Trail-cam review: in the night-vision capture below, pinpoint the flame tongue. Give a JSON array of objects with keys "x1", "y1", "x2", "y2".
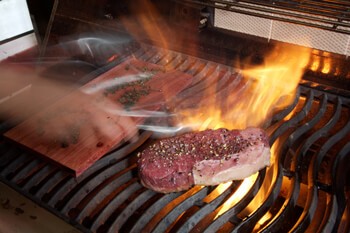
[
  {"x1": 175, "y1": 45, "x2": 311, "y2": 131},
  {"x1": 114, "y1": 0, "x2": 311, "y2": 132}
]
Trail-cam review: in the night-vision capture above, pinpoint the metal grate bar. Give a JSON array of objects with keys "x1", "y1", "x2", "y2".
[
  {"x1": 10, "y1": 159, "x2": 45, "y2": 185},
  {"x1": 90, "y1": 181, "x2": 142, "y2": 232},
  {"x1": 35, "y1": 170, "x2": 69, "y2": 200},
  {"x1": 204, "y1": 170, "x2": 266, "y2": 232},
  {"x1": 166, "y1": 55, "x2": 189, "y2": 70},
  {"x1": 174, "y1": 184, "x2": 232, "y2": 232},
  {"x1": 129, "y1": 192, "x2": 182, "y2": 233},
  {"x1": 107, "y1": 189, "x2": 157, "y2": 233},
  {"x1": 270, "y1": 90, "x2": 314, "y2": 144},
  {"x1": 330, "y1": 142, "x2": 350, "y2": 230},
  {"x1": 271, "y1": 88, "x2": 301, "y2": 124},
  {"x1": 300, "y1": 116, "x2": 350, "y2": 230},
  {"x1": 174, "y1": 56, "x2": 198, "y2": 73},
  {"x1": 75, "y1": 168, "x2": 135, "y2": 222},
  {"x1": 21, "y1": 164, "x2": 57, "y2": 191},
  {"x1": 297, "y1": 97, "x2": 343, "y2": 161},
  {"x1": 262, "y1": 90, "x2": 325, "y2": 231},
  {"x1": 60, "y1": 159, "x2": 132, "y2": 215},
  {"x1": 174, "y1": 66, "x2": 233, "y2": 108},
  {"x1": 0, "y1": 145, "x2": 21, "y2": 168},
  {"x1": 231, "y1": 164, "x2": 282, "y2": 232},
  {"x1": 151, "y1": 187, "x2": 209, "y2": 233},
  {"x1": 157, "y1": 52, "x2": 181, "y2": 67},
  {"x1": 0, "y1": 153, "x2": 31, "y2": 178}
]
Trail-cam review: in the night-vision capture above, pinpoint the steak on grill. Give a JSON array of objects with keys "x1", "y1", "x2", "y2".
[{"x1": 138, "y1": 127, "x2": 271, "y2": 193}]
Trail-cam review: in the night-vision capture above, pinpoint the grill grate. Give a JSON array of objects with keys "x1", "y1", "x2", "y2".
[{"x1": 0, "y1": 44, "x2": 350, "y2": 232}]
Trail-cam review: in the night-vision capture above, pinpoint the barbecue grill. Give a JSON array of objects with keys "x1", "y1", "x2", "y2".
[{"x1": 1, "y1": 0, "x2": 350, "y2": 232}]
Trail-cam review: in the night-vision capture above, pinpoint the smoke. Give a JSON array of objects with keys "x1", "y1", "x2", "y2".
[
  {"x1": 0, "y1": 45, "x2": 185, "y2": 141},
  {"x1": 0, "y1": 33, "x2": 310, "y2": 146}
]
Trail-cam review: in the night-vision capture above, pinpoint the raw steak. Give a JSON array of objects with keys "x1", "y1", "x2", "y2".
[{"x1": 138, "y1": 127, "x2": 270, "y2": 193}]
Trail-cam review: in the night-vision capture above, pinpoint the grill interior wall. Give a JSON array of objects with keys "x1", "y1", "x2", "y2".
[
  {"x1": 30, "y1": 0, "x2": 350, "y2": 92},
  {"x1": 196, "y1": 0, "x2": 350, "y2": 56},
  {"x1": 214, "y1": 7, "x2": 350, "y2": 56}
]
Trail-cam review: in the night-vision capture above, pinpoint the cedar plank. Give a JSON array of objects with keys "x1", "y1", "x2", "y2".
[{"x1": 4, "y1": 58, "x2": 193, "y2": 176}]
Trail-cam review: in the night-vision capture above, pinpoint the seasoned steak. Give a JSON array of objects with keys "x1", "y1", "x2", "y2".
[{"x1": 137, "y1": 127, "x2": 271, "y2": 193}]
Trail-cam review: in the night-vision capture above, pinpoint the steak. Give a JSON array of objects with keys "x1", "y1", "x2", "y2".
[{"x1": 138, "y1": 127, "x2": 271, "y2": 193}]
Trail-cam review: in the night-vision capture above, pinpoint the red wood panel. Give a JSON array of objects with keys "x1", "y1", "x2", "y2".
[{"x1": 4, "y1": 58, "x2": 193, "y2": 176}]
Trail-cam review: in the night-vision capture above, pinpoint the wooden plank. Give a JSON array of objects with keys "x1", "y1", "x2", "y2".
[{"x1": 4, "y1": 58, "x2": 193, "y2": 176}]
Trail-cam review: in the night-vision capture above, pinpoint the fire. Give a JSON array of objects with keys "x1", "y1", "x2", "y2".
[
  {"x1": 176, "y1": 45, "x2": 311, "y2": 131},
  {"x1": 171, "y1": 45, "x2": 309, "y2": 222},
  {"x1": 120, "y1": 0, "x2": 170, "y2": 54},
  {"x1": 255, "y1": 211, "x2": 273, "y2": 229},
  {"x1": 214, "y1": 173, "x2": 258, "y2": 219},
  {"x1": 112, "y1": 3, "x2": 310, "y2": 220},
  {"x1": 212, "y1": 111, "x2": 284, "y2": 221},
  {"x1": 310, "y1": 56, "x2": 320, "y2": 72},
  {"x1": 116, "y1": 1, "x2": 311, "y2": 131},
  {"x1": 321, "y1": 57, "x2": 331, "y2": 74}
]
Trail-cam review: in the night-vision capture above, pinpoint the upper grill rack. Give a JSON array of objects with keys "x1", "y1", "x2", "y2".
[
  {"x1": 0, "y1": 43, "x2": 349, "y2": 232},
  {"x1": 181, "y1": 0, "x2": 350, "y2": 35}
]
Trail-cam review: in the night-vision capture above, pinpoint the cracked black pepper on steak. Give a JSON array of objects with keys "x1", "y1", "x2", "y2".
[{"x1": 137, "y1": 127, "x2": 271, "y2": 193}]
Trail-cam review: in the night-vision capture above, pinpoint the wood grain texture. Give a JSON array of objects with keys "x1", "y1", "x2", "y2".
[{"x1": 4, "y1": 58, "x2": 193, "y2": 176}]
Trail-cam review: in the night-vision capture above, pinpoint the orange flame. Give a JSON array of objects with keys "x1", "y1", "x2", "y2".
[
  {"x1": 321, "y1": 57, "x2": 331, "y2": 74},
  {"x1": 118, "y1": 5, "x2": 311, "y2": 217},
  {"x1": 177, "y1": 45, "x2": 311, "y2": 131},
  {"x1": 212, "y1": 123, "x2": 283, "y2": 220},
  {"x1": 118, "y1": 2, "x2": 311, "y2": 132},
  {"x1": 120, "y1": 0, "x2": 170, "y2": 52},
  {"x1": 310, "y1": 56, "x2": 320, "y2": 72},
  {"x1": 214, "y1": 173, "x2": 258, "y2": 219}
]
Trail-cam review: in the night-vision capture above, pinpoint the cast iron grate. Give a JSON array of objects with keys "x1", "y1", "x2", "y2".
[{"x1": 0, "y1": 44, "x2": 349, "y2": 233}]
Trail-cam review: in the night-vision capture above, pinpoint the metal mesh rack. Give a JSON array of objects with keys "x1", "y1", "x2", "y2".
[{"x1": 181, "y1": 0, "x2": 350, "y2": 35}]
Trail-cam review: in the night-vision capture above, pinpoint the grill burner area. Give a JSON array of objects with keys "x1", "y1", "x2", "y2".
[{"x1": 0, "y1": 44, "x2": 350, "y2": 233}]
